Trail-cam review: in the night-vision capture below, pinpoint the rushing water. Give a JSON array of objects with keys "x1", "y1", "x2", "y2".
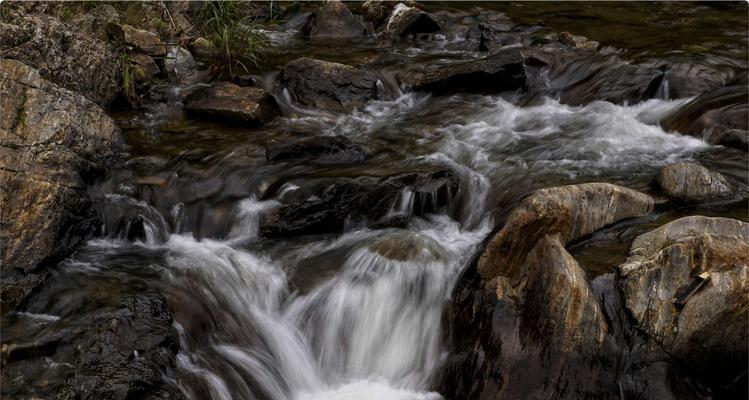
[{"x1": 4, "y1": 3, "x2": 748, "y2": 399}]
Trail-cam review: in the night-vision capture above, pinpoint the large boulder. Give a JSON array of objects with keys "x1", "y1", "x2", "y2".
[
  {"x1": 303, "y1": 0, "x2": 368, "y2": 38},
  {"x1": 619, "y1": 216, "x2": 749, "y2": 396},
  {"x1": 183, "y1": 82, "x2": 281, "y2": 125},
  {"x1": 655, "y1": 162, "x2": 736, "y2": 202},
  {"x1": 261, "y1": 168, "x2": 459, "y2": 237},
  {"x1": 280, "y1": 57, "x2": 390, "y2": 112},
  {"x1": 478, "y1": 183, "x2": 655, "y2": 280},
  {"x1": 661, "y1": 85, "x2": 748, "y2": 150},
  {"x1": 0, "y1": 11, "x2": 121, "y2": 107},
  {"x1": 397, "y1": 48, "x2": 526, "y2": 95},
  {"x1": 0, "y1": 59, "x2": 120, "y2": 308},
  {"x1": 384, "y1": 3, "x2": 441, "y2": 38},
  {"x1": 266, "y1": 135, "x2": 367, "y2": 164}
]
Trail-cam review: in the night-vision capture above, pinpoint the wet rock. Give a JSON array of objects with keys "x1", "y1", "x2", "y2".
[
  {"x1": 619, "y1": 216, "x2": 749, "y2": 396},
  {"x1": 477, "y1": 22, "x2": 521, "y2": 53},
  {"x1": 0, "y1": 60, "x2": 120, "y2": 308},
  {"x1": 183, "y1": 82, "x2": 281, "y2": 125},
  {"x1": 303, "y1": 0, "x2": 368, "y2": 38},
  {"x1": 360, "y1": 0, "x2": 390, "y2": 28},
  {"x1": 280, "y1": 57, "x2": 389, "y2": 112},
  {"x1": 661, "y1": 85, "x2": 748, "y2": 150},
  {"x1": 261, "y1": 168, "x2": 459, "y2": 237},
  {"x1": 384, "y1": 3, "x2": 441, "y2": 38},
  {"x1": 398, "y1": 48, "x2": 526, "y2": 95},
  {"x1": 660, "y1": 61, "x2": 736, "y2": 99},
  {"x1": 0, "y1": 11, "x2": 121, "y2": 107},
  {"x1": 106, "y1": 22, "x2": 167, "y2": 57},
  {"x1": 266, "y1": 136, "x2": 367, "y2": 164},
  {"x1": 558, "y1": 31, "x2": 599, "y2": 51},
  {"x1": 478, "y1": 183, "x2": 654, "y2": 280},
  {"x1": 655, "y1": 162, "x2": 735, "y2": 202},
  {"x1": 368, "y1": 231, "x2": 447, "y2": 262},
  {"x1": 1, "y1": 293, "x2": 181, "y2": 400},
  {"x1": 232, "y1": 74, "x2": 260, "y2": 87}
]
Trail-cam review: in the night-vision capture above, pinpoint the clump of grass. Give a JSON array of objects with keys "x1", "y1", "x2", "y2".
[
  {"x1": 119, "y1": 50, "x2": 135, "y2": 98},
  {"x1": 200, "y1": 1, "x2": 268, "y2": 77}
]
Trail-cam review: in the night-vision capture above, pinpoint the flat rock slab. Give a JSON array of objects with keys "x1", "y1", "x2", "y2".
[{"x1": 183, "y1": 82, "x2": 281, "y2": 125}]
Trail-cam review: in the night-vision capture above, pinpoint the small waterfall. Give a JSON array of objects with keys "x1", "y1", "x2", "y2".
[
  {"x1": 100, "y1": 194, "x2": 170, "y2": 244},
  {"x1": 227, "y1": 197, "x2": 280, "y2": 241}
]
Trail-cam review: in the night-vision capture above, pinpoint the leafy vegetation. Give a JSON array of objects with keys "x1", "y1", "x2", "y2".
[
  {"x1": 199, "y1": 1, "x2": 268, "y2": 77},
  {"x1": 119, "y1": 50, "x2": 135, "y2": 98}
]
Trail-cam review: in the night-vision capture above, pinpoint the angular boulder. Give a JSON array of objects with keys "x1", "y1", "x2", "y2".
[
  {"x1": 0, "y1": 11, "x2": 121, "y2": 107},
  {"x1": 106, "y1": 22, "x2": 167, "y2": 57},
  {"x1": 0, "y1": 59, "x2": 120, "y2": 308},
  {"x1": 619, "y1": 216, "x2": 749, "y2": 395},
  {"x1": 655, "y1": 162, "x2": 735, "y2": 202},
  {"x1": 397, "y1": 48, "x2": 526, "y2": 95},
  {"x1": 384, "y1": 3, "x2": 441, "y2": 38},
  {"x1": 183, "y1": 82, "x2": 281, "y2": 125},
  {"x1": 303, "y1": 0, "x2": 368, "y2": 38},
  {"x1": 280, "y1": 57, "x2": 389, "y2": 112},
  {"x1": 478, "y1": 182, "x2": 655, "y2": 280},
  {"x1": 266, "y1": 135, "x2": 367, "y2": 164}
]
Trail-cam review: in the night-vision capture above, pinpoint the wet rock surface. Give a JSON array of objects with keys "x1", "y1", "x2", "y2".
[
  {"x1": 303, "y1": 0, "x2": 369, "y2": 39},
  {"x1": 384, "y1": 4, "x2": 441, "y2": 38},
  {"x1": 266, "y1": 135, "x2": 367, "y2": 164},
  {"x1": 183, "y1": 82, "x2": 281, "y2": 125},
  {"x1": 280, "y1": 57, "x2": 389, "y2": 112},
  {"x1": 1, "y1": 292, "x2": 180, "y2": 400},
  {"x1": 0, "y1": 10, "x2": 121, "y2": 107},
  {"x1": 0, "y1": 59, "x2": 120, "y2": 308},
  {"x1": 655, "y1": 162, "x2": 736, "y2": 202}
]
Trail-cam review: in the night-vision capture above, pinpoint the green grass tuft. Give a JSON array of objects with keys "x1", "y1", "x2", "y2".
[{"x1": 200, "y1": 1, "x2": 268, "y2": 77}]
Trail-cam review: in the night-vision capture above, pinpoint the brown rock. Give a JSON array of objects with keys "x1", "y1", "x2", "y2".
[
  {"x1": 384, "y1": 3, "x2": 441, "y2": 38},
  {"x1": 0, "y1": 59, "x2": 120, "y2": 307},
  {"x1": 304, "y1": 0, "x2": 368, "y2": 38},
  {"x1": 106, "y1": 22, "x2": 166, "y2": 56},
  {"x1": 655, "y1": 162, "x2": 735, "y2": 202},
  {"x1": 130, "y1": 52, "x2": 160, "y2": 82},
  {"x1": 478, "y1": 182, "x2": 655, "y2": 281},
  {"x1": 183, "y1": 82, "x2": 281, "y2": 125}
]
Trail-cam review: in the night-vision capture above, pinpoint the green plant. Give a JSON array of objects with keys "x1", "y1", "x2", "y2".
[
  {"x1": 119, "y1": 51, "x2": 135, "y2": 98},
  {"x1": 200, "y1": 1, "x2": 267, "y2": 77}
]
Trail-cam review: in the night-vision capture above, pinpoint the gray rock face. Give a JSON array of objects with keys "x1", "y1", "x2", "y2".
[
  {"x1": 304, "y1": 0, "x2": 368, "y2": 38},
  {"x1": 384, "y1": 4, "x2": 441, "y2": 38},
  {"x1": 0, "y1": 11, "x2": 121, "y2": 107},
  {"x1": 619, "y1": 216, "x2": 749, "y2": 392},
  {"x1": 0, "y1": 59, "x2": 120, "y2": 308},
  {"x1": 397, "y1": 48, "x2": 526, "y2": 95},
  {"x1": 478, "y1": 182, "x2": 655, "y2": 280},
  {"x1": 183, "y1": 82, "x2": 281, "y2": 125},
  {"x1": 280, "y1": 57, "x2": 388, "y2": 112},
  {"x1": 655, "y1": 162, "x2": 735, "y2": 202}
]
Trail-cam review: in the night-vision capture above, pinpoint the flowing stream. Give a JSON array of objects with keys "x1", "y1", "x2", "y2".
[{"x1": 4, "y1": 3, "x2": 748, "y2": 399}]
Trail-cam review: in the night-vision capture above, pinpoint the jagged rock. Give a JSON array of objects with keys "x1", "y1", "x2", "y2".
[
  {"x1": 280, "y1": 57, "x2": 390, "y2": 112},
  {"x1": 477, "y1": 22, "x2": 521, "y2": 53},
  {"x1": 478, "y1": 182, "x2": 654, "y2": 280},
  {"x1": 164, "y1": 46, "x2": 202, "y2": 86},
  {"x1": 106, "y1": 22, "x2": 167, "y2": 56},
  {"x1": 1, "y1": 293, "x2": 181, "y2": 400},
  {"x1": 384, "y1": 3, "x2": 441, "y2": 38},
  {"x1": 398, "y1": 48, "x2": 526, "y2": 95},
  {"x1": 261, "y1": 168, "x2": 459, "y2": 237},
  {"x1": 0, "y1": 59, "x2": 120, "y2": 308},
  {"x1": 360, "y1": 0, "x2": 390, "y2": 28},
  {"x1": 0, "y1": 11, "x2": 121, "y2": 106},
  {"x1": 130, "y1": 52, "x2": 160, "y2": 82},
  {"x1": 619, "y1": 216, "x2": 749, "y2": 395},
  {"x1": 303, "y1": 0, "x2": 368, "y2": 38},
  {"x1": 68, "y1": 4, "x2": 122, "y2": 41},
  {"x1": 183, "y1": 82, "x2": 281, "y2": 125},
  {"x1": 655, "y1": 162, "x2": 735, "y2": 202},
  {"x1": 661, "y1": 85, "x2": 748, "y2": 150},
  {"x1": 266, "y1": 136, "x2": 367, "y2": 164}
]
